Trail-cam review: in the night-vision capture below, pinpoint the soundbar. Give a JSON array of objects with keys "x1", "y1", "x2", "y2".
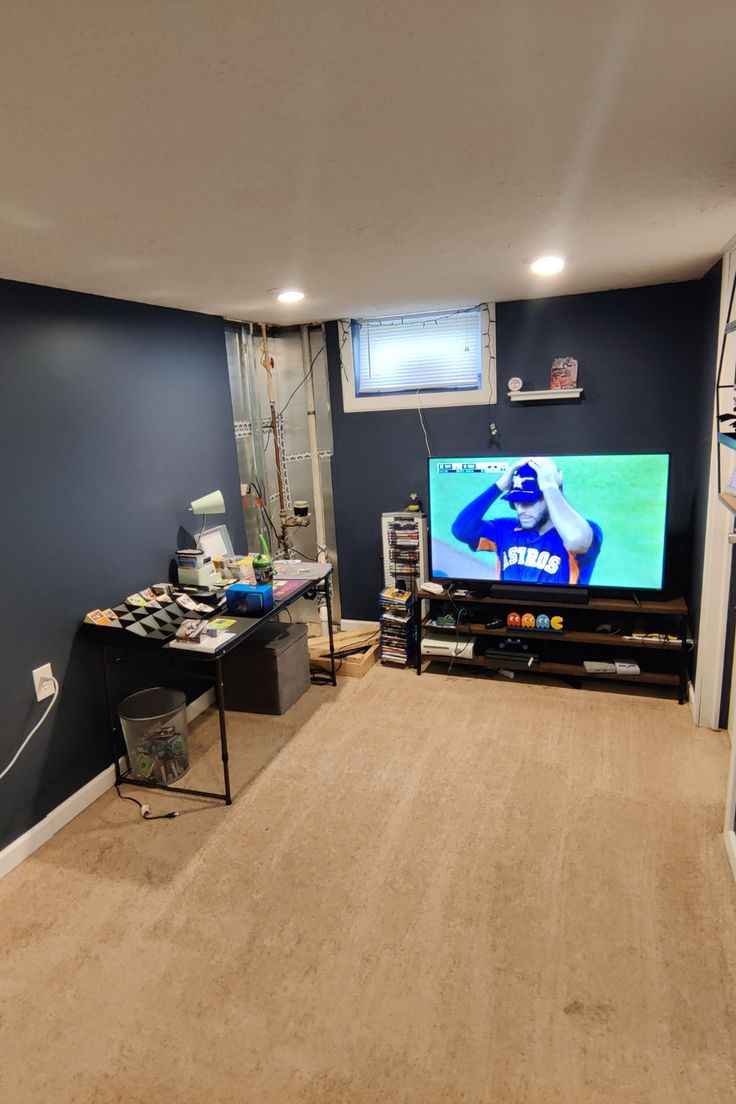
[{"x1": 490, "y1": 585, "x2": 589, "y2": 605}]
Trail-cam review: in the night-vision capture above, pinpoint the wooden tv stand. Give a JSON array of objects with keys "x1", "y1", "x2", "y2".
[{"x1": 415, "y1": 590, "x2": 689, "y2": 703}]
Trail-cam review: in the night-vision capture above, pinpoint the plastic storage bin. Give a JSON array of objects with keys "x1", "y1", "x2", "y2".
[
  {"x1": 226, "y1": 582, "x2": 274, "y2": 615},
  {"x1": 222, "y1": 622, "x2": 310, "y2": 714},
  {"x1": 117, "y1": 687, "x2": 189, "y2": 784}
]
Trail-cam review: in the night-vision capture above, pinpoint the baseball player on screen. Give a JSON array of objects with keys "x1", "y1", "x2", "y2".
[{"x1": 451, "y1": 457, "x2": 603, "y2": 585}]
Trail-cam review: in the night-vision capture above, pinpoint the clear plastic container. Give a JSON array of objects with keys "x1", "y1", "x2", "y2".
[{"x1": 117, "y1": 687, "x2": 189, "y2": 784}]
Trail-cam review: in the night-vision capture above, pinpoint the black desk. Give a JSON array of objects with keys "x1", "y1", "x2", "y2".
[{"x1": 95, "y1": 567, "x2": 335, "y2": 805}]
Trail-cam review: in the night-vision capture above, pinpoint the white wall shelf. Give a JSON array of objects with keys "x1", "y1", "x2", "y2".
[{"x1": 507, "y1": 387, "x2": 583, "y2": 403}]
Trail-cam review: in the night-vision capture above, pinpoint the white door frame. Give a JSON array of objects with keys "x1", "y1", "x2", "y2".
[
  {"x1": 694, "y1": 238, "x2": 736, "y2": 881},
  {"x1": 693, "y1": 242, "x2": 736, "y2": 729}
]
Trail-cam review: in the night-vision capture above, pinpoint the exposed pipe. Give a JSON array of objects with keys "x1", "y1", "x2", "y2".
[
  {"x1": 302, "y1": 325, "x2": 328, "y2": 564},
  {"x1": 260, "y1": 322, "x2": 293, "y2": 553}
]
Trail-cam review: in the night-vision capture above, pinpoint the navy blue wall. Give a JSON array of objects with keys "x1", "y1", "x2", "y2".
[
  {"x1": 0, "y1": 279, "x2": 244, "y2": 853},
  {"x1": 327, "y1": 278, "x2": 719, "y2": 622}
]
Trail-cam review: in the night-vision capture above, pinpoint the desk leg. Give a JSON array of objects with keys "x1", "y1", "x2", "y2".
[
  {"x1": 215, "y1": 657, "x2": 233, "y2": 804},
  {"x1": 102, "y1": 645, "x2": 123, "y2": 785},
  {"x1": 325, "y1": 578, "x2": 337, "y2": 686}
]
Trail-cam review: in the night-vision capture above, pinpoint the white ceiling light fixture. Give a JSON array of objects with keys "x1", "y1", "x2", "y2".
[
  {"x1": 530, "y1": 255, "x2": 565, "y2": 276},
  {"x1": 276, "y1": 289, "x2": 305, "y2": 303}
]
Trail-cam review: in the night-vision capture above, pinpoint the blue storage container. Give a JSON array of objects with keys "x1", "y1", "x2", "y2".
[{"x1": 226, "y1": 582, "x2": 274, "y2": 615}]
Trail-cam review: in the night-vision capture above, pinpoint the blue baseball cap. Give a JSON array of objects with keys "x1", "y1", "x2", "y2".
[{"x1": 502, "y1": 463, "x2": 543, "y2": 503}]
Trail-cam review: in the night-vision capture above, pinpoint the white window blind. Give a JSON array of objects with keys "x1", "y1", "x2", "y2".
[{"x1": 353, "y1": 309, "x2": 483, "y2": 395}]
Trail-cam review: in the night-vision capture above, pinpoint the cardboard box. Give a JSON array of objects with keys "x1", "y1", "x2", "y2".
[
  {"x1": 308, "y1": 629, "x2": 380, "y2": 679},
  {"x1": 311, "y1": 644, "x2": 379, "y2": 679}
]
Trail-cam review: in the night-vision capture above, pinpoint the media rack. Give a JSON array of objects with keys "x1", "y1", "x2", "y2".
[{"x1": 415, "y1": 590, "x2": 689, "y2": 703}]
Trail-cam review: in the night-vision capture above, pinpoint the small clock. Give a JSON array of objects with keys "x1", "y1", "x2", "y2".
[{"x1": 507, "y1": 377, "x2": 523, "y2": 393}]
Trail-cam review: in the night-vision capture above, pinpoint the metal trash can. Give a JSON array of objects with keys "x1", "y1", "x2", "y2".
[{"x1": 117, "y1": 687, "x2": 189, "y2": 784}]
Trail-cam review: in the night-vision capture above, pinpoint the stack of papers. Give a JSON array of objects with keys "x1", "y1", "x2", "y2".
[
  {"x1": 274, "y1": 560, "x2": 331, "y2": 580},
  {"x1": 168, "y1": 630, "x2": 236, "y2": 653}
]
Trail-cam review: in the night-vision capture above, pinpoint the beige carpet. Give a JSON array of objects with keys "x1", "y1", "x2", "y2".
[{"x1": 2, "y1": 666, "x2": 736, "y2": 1104}]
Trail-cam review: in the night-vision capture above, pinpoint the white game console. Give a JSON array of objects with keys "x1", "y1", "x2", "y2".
[
  {"x1": 421, "y1": 632, "x2": 476, "y2": 659},
  {"x1": 583, "y1": 660, "x2": 616, "y2": 674},
  {"x1": 615, "y1": 661, "x2": 640, "y2": 675},
  {"x1": 419, "y1": 581, "x2": 444, "y2": 596}
]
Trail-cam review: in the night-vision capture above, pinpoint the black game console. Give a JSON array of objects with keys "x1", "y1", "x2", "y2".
[{"x1": 484, "y1": 647, "x2": 539, "y2": 668}]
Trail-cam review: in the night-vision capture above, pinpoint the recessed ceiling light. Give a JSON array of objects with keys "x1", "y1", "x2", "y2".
[
  {"x1": 276, "y1": 289, "x2": 305, "y2": 303},
  {"x1": 530, "y1": 255, "x2": 565, "y2": 276}
]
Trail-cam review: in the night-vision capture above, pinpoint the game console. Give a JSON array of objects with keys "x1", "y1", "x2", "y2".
[
  {"x1": 582, "y1": 660, "x2": 640, "y2": 675},
  {"x1": 485, "y1": 648, "x2": 538, "y2": 668},
  {"x1": 583, "y1": 660, "x2": 616, "y2": 674},
  {"x1": 421, "y1": 632, "x2": 476, "y2": 658},
  {"x1": 419, "y1": 581, "x2": 445, "y2": 596}
]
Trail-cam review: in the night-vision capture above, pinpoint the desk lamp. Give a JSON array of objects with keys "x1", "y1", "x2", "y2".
[
  {"x1": 179, "y1": 490, "x2": 227, "y2": 587},
  {"x1": 189, "y1": 490, "x2": 226, "y2": 546}
]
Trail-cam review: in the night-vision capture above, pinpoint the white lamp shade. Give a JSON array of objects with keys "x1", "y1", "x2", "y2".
[{"x1": 190, "y1": 490, "x2": 226, "y2": 515}]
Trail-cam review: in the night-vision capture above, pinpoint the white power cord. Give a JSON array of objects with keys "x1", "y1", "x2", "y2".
[
  {"x1": 416, "y1": 389, "x2": 431, "y2": 456},
  {"x1": 0, "y1": 676, "x2": 59, "y2": 782},
  {"x1": 114, "y1": 788, "x2": 179, "y2": 820}
]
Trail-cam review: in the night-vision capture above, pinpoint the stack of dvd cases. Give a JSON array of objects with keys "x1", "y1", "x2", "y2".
[
  {"x1": 379, "y1": 587, "x2": 414, "y2": 667},
  {"x1": 386, "y1": 520, "x2": 421, "y2": 588}
]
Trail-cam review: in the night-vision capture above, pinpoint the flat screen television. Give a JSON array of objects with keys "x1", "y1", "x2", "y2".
[{"x1": 428, "y1": 454, "x2": 670, "y2": 591}]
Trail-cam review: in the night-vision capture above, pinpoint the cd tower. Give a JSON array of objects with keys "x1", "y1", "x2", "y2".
[
  {"x1": 379, "y1": 511, "x2": 428, "y2": 667},
  {"x1": 381, "y1": 511, "x2": 428, "y2": 591}
]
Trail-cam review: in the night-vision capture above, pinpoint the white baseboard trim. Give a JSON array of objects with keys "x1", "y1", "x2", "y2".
[
  {"x1": 0, "y1": 690, "x2": 215, "y2": 882},
  {"x1": 688, "y1": 680, "x2": 697, "y2": 723},
  {"x1": 187, "y1": 689, "x2": 215, "y2": 722},
  {"x1": 0, "y1": 765, "x2": 116, "y2": 882},
  {"x1": 340, "y1": 618, "x2": 380, "y2": 631},
  {"x1": 725, "y1": 830, "x2": 736, "y2": 884}
]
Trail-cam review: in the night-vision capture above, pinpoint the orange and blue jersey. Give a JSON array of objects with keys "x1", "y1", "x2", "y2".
[{"x1": 474, "y1": 517, "x2": 603, "y2": 585}]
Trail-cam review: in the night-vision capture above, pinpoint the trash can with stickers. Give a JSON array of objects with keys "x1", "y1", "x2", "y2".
[{"x1": 117, "y1": 687, "x2": 189, "y2": 784}]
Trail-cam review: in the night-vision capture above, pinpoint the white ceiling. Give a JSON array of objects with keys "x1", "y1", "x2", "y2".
[{"x1": 1, "y1": 1, "x2": 735, "y2": 322}]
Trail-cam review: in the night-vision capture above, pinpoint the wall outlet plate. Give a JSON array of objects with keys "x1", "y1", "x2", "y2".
[{"x1": 32, "y1": 663, "x2": 54, "y2": 701}]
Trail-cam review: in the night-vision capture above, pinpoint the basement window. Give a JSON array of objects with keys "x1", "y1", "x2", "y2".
[{"x1": 338, "y1": 304, "x2": 496, "y2": 412}]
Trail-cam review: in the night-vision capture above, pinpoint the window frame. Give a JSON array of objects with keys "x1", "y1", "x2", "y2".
[{"x1": 337, "y1": 304, "x2": 496, "y2": 413}]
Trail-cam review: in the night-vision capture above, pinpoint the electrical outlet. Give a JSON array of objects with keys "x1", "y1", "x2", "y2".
[
  {"x1": 32, "y1": 663, "x2": 54, "y2": 702},
  {"x1": 240, "y1": 482, "x2": 251, "y2": 497}
]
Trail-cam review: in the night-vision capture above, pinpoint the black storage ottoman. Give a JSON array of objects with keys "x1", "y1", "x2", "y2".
[{"x1": 222, "y1": 621, "x2": 310, "y2": 714}]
